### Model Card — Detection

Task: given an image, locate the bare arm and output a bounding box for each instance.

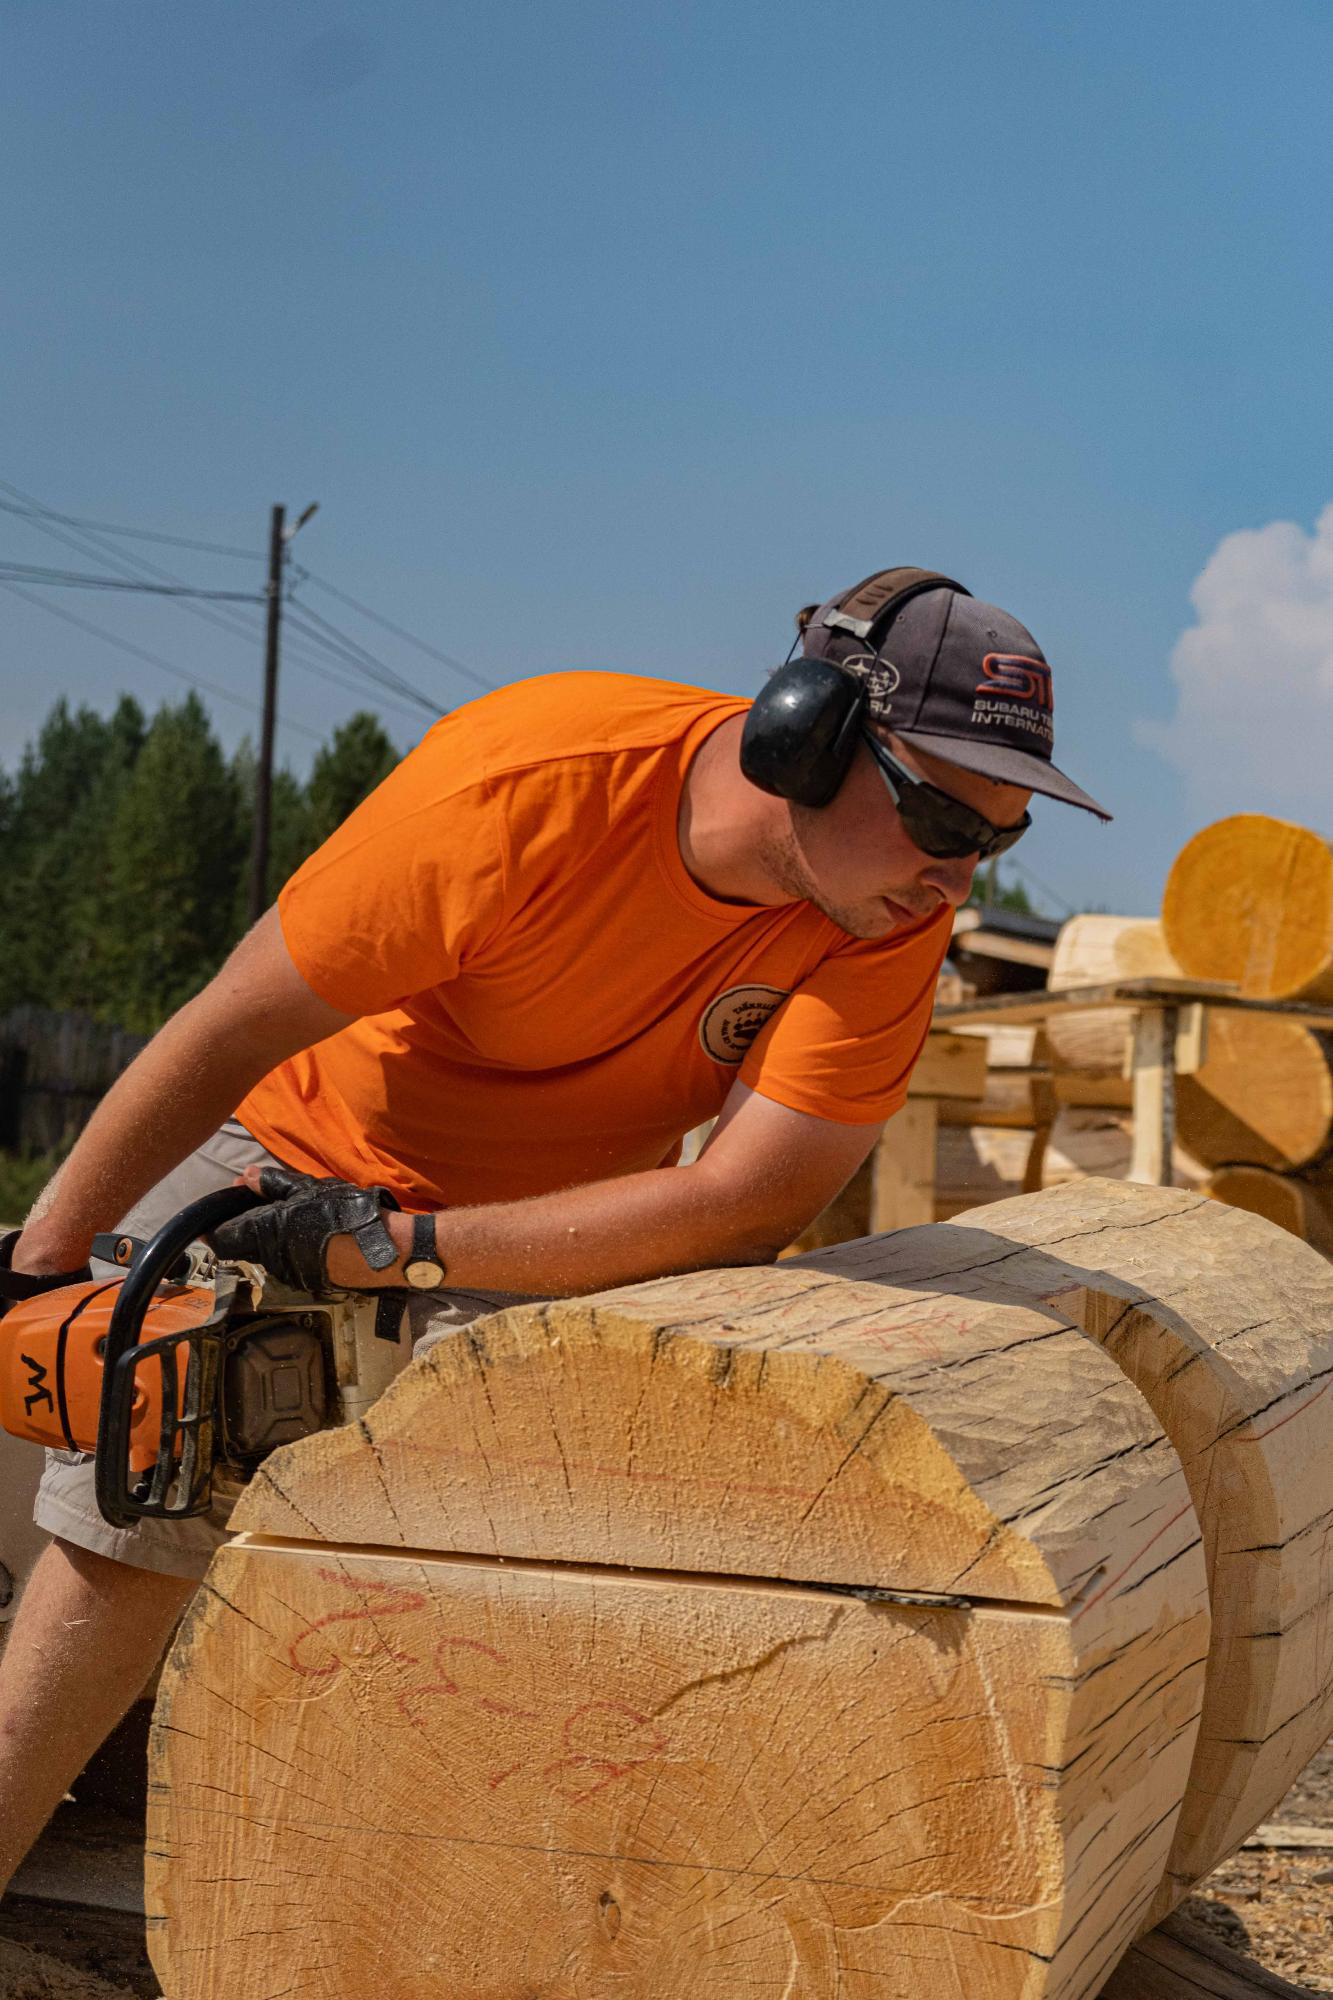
[17,909,355,1272]
[319,1081,882,1295]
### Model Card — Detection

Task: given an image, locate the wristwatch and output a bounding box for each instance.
[402,1213,446,1291]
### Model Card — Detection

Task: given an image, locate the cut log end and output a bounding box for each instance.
[1162,814,1333,1003]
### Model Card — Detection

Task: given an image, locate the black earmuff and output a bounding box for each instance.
[739,567,968,807]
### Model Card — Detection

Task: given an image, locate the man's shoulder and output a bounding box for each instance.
[459,671,749,771]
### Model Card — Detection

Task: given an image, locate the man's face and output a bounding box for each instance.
[761,732,1033,940]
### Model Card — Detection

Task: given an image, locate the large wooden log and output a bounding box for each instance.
[150,1194,1212,2000]
[1046,917,1178,1081]
[1176,1012,1333,1173]
[1206,1164,1333,1256]
[1162,815,1333,1003]
[1042,1107,1206,1193]
[831,1180,1333,1919]
[1102,1913,1319,1997]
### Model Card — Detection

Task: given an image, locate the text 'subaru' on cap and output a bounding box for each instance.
[801,577,1112,820]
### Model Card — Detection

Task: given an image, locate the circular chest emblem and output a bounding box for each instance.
[698,984,790,1066]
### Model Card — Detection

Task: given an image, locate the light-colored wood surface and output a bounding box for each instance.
[1046,916,1178,1078]
[937,982,1333,1033]
[1162,814,1333,1005]
[865,1179,1333,1917]
[151,1538,1202,2000]
[935,1123,1043,1211]
[153,1196,1218,1999]
[1176,1013,1333,1173]
[1042,1107,1205,1194]
[938,1066,1055,1129]
[870,1097,937,1229]
[1100,1913,1320,1997]
[906,1029,990,1100]
[1206,1165,1333,1257]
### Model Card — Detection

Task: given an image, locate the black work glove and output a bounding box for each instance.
[210,1166,401,1295]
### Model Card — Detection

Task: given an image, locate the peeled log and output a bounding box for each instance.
[1176,1012,1333,1171]
[1162,814,1333,1002]
[151,1192,1212,2000]
[1206,1164,1333,1256]
[834,1180,1333,1917]
[934,1122,1043,1219]
[149,1186,1333,1997]
[1042,1106,1206,1192]
[1046,916,1177,1080]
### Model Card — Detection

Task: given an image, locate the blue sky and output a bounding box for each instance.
[3,0,1331,916]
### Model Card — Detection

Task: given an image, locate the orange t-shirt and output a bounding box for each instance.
[238,673,951,1208]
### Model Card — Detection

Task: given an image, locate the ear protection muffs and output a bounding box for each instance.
[739,567,969,807]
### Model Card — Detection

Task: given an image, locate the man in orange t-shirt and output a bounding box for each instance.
[1,568,1109,1887]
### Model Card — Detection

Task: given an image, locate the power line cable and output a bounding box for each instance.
[0,493,262,560]
[298,565,497,694]
[2,580,323,744]
[0,476,422,735]
[0,559,262,601]
[284,603,444,716]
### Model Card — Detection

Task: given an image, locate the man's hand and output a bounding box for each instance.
[212,1166,403,1293]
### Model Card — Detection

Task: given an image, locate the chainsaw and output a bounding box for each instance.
[0,1187,415,1529]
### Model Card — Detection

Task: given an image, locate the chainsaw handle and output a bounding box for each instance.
[94,1185,266,1526]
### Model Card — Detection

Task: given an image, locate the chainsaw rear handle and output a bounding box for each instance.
[94,1185,265,1528]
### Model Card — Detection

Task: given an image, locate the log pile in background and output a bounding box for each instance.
[147,1181,1333,2000]
[1162,813,1333,1003]
[935,1024,1051,1218]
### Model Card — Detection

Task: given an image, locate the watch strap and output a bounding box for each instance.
[404,1212,445,1289]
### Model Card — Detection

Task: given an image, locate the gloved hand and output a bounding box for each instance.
[210,1166,402,1294]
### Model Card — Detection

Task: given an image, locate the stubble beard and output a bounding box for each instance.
[755,825,895,941]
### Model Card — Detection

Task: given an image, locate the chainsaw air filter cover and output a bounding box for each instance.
[221,1317,329,1462]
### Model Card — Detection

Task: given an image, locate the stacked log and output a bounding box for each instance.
[1045,914,1177,1094]
[1204,1165,1333,1259]
[934,1023,1052,1219]
[1162,813,1333,1002]
[1158,814,1333,1251]
[1040,887,1333,1250]
[147,1181,1333,1999]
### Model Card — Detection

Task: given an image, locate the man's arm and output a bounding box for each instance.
[16,908,355,1273]
[317,1081,882,1295]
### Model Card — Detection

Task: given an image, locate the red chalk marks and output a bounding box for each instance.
[287,1568,428,1677]
[541,1700,669,1804]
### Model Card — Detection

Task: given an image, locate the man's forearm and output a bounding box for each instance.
[367,1159,797,1298]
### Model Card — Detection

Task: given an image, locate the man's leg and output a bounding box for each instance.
[0,1537,195,1889]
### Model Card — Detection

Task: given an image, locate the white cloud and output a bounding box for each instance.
[1136,505,1333,821]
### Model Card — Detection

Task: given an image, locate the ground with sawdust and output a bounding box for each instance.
[0,1739,1329,1997]
[1179,1741,1333,1993]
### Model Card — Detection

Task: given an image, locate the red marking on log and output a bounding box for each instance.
[1240,1378,1331,1443]
[1072,1499,1195,1624]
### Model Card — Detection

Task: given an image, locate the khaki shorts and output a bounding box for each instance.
[34,1121,543,1580]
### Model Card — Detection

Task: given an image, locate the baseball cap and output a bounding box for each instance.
[799,571,1112,820]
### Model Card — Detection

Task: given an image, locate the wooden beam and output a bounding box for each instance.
[905,1029,990,1100]
[1102,1912,1319,1997]
[870,1098,937,1227]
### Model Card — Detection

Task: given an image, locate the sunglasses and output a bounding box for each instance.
[862,733,1031,861]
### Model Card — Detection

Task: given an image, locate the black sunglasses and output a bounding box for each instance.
[862,733,1031,861]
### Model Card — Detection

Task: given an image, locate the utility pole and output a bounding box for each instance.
[248,504,285,925]
[247,500,318,924]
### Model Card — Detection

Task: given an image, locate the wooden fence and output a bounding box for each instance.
[0,1005,147,1155]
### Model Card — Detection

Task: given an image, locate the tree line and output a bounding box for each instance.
[0,692,401,1035]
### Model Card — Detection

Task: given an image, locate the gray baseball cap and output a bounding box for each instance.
[800,572,1112,820]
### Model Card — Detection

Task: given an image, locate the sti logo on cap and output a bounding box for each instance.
[977,655,1053,710]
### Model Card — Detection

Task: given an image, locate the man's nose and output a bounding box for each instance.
[921,854,978,908]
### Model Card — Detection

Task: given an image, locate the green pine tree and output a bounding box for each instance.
[0,697,145,1013]
[97,695,246,1032]
[304,712,399,848]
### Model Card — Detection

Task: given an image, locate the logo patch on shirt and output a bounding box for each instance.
[698,984,790,1065]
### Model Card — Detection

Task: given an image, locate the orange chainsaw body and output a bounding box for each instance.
[1,1279,216,1472]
